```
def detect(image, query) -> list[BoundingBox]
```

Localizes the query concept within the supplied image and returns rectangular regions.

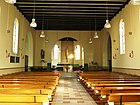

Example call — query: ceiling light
[43,19,49,43]
[45,37,49,43]
[30,18,37,27]
[89,38,92,44]
[5,0,16,4]
[40,31,45,38]
[30,0,37,27]
[94,31,98,39]
[104,19,111,28]
[104,0,111,28]
[130,0,140,5]
[40,12,45,38]
[88,19,92,44]
[94,11,98,39]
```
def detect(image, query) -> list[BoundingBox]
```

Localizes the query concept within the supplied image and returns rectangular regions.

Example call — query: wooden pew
[0,103,42,105]
[108,93,140,105]
[78,72,140,105]
[78,72,140,81]
[90,83,140,91]
[0,94,49,103]
[100,87,140,101]
[0,71,60,105]
[88,82,140,98]
[0,88,53,101]
[0,88,53,95]
[2,72,60,77]
[0,84,55,89]
[121,102,140,105]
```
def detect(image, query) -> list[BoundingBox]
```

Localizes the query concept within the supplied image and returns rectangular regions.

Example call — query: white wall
[0,1,35,75]
[101,2,140,75]
[34,30,102,67]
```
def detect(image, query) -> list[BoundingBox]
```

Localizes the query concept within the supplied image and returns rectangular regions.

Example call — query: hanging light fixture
[30,0,37,27]
[94,11,98,39]
[130,0,140,5]
[45,19,49,42]
[89,38,92,44]
[40,31,45,38]
[88,19,92,44]
[104,0,111,28]
[45,37,49,43]
[40,12,45,38]
[5,0,16,4]
[94,32,98,39]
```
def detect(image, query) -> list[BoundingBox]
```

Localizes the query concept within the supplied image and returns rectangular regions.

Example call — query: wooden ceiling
[15,0,130,30]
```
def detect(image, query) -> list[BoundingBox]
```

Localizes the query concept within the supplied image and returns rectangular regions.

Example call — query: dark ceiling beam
[26,14,113,17]
[17,5,121,9]
[17,0,127,3]
[20,9,118,12]
[16,2,124,6]
[15,0,130,30]
[22,11,115,15]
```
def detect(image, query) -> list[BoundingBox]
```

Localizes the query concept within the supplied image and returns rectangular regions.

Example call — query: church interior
[0,0,140,105]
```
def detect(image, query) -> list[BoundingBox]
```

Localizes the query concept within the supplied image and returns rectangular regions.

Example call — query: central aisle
[52,72,97,105]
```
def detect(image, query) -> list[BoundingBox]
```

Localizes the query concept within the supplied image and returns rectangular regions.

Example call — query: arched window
[54,45,59,60]
[12,18,19,54]
[119,19,125,54]
[75,45,80,60]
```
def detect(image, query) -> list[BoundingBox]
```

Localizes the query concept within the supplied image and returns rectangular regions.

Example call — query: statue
[41,49,45,59]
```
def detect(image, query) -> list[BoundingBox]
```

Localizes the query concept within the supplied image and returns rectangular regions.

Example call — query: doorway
[25,31,33,71]
[25,55,28,72]
[107,35,112,72]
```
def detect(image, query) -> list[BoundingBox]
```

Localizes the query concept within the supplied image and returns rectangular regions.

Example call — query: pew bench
[0,81,57,85]
[121,102,140,105]
[0,71,60,105]
[100,89,140,102]
[0,88,53,102]
[0,84,55,89]
[78,72,140,105]
[108,93,140,105]
[88,83,140,99]
[1,72,60,77]
[0,94,49,103]
[0,103,43,105]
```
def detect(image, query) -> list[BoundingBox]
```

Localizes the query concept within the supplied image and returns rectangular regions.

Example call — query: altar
[56,64,79,72]
[63,65,73,72]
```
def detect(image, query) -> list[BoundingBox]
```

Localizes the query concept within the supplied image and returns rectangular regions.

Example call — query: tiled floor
[52,72,97,105]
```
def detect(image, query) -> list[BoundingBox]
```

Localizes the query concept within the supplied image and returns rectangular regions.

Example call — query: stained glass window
[75,45,80,60]
[54,45,59,59]
[119,19,125,54]
[12,18,19,54]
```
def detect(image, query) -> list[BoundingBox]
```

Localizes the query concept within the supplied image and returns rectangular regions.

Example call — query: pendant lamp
[104,0,111,28]
[40,13,45,38]
[5,0,16,4]
[45,19,49,42]
[130,0,140,5]
[88,19,92,44]
[30,0,37,27]
[94,11,98,39]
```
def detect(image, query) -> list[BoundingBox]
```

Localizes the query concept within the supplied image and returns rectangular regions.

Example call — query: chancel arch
[51,37,84,71]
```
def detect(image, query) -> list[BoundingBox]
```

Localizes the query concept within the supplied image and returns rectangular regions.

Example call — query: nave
[0,70,140,105]
[52,72,97,105]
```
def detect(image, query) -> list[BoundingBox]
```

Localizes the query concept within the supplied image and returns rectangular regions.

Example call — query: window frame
[12,18,19,54]
[119,19,125,55]
[75,45,80,60]
[54,45,59,60]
